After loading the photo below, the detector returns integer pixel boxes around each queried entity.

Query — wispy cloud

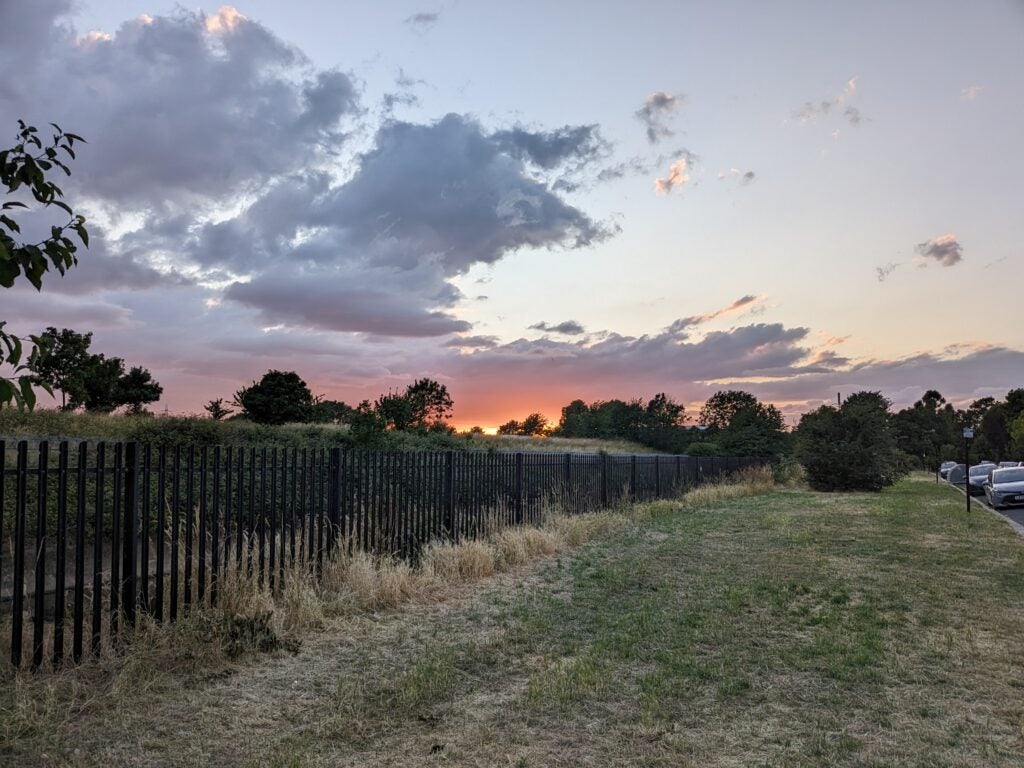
[876,262,899,282]
[960,85,984,101]
[635,91,685,144]
[667,296,766,336]
[794,77,863,127]
[404,11,440,30]
[915,233,964,267]
[530,320,586,336]
[654,155,692,195]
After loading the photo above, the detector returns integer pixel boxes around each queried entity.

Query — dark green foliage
[699,390,759,431]
[715,402,788,458]
[497,413,550,436]
[373,378,453,433]
[27,326,161,414]
[27,326,92,408]
[204,398,232,421]
[309,398,353,424]
[685,441,721,457]
[115,365,163,415]
[497,419,521,435]
[1,121,88,409]
[796,391,907,491]
[234,370,314,425]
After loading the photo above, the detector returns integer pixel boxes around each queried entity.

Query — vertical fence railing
[1,441,766,670]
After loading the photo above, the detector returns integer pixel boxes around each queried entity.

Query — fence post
[654,456,661,498]
[630,454,637,501]
[564,453,571,511]
[328,447,341,554]
[600,453,608,507]
[444,451,455,539]
[675,455,681,490]
[123,442,140,628]
[514,452,524,524]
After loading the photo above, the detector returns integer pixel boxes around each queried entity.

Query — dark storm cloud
[915,234,964,267]
[530,320,586,335]
[635,91,684,144]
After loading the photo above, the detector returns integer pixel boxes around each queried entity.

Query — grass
[459,433,658,454]
[4,472,1024,766]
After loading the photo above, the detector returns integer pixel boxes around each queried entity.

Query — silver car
[984,467,1024,510]
[939,461,959,479]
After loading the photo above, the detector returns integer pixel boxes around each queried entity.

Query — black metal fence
[1,439,763,670]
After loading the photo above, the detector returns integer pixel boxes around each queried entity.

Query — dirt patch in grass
[5,473,1024,766]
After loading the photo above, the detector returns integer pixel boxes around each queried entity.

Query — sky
[2,0,1022,430]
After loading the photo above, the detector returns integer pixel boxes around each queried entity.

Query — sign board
[963,427,974,439]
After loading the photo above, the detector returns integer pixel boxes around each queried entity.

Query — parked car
[984,467,1024,510]
[939,461,959,479]
[998,461,1020,469]
[967,464,995,496]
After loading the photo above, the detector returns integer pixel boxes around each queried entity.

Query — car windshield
[941,462,957,469]
[969,467,991,477]
[993,469,1024,484]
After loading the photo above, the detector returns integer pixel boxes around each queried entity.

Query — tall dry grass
[1,465,779,699]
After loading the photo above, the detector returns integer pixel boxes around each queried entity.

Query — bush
[795,391,907,491]
[685,441,721,457]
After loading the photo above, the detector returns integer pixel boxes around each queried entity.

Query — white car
[984,467,1024,510]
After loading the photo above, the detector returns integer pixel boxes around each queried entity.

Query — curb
[947,482,1024,537]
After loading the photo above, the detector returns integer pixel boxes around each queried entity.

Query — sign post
[963,427,974,513]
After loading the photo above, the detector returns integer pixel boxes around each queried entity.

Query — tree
[717,402,787,458]
[1,121,88,408]
[699,390,759,430]
[644,392,686,428]
[234,370,313,425]
[404,378,454,430]
[349,399,385,444]
[980,403,1011,458]
[557,399,593,437]
[796,391,907,491]
[375,391,415,430]
[27,326,93,409]
[115,366,163,415]
[497,420,521,435]
[71,355,125,413]
[205,398,232,421]
[519,413,550,436]
[309,398,353,424]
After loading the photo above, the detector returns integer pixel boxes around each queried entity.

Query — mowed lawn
[7,475,1024,767]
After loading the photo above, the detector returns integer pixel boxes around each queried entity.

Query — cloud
[444,335,499,349]
[492,124,607,170]
[404,11,440,30]
[654,153,693,195]
[529,320,586,335]
[9,8,359,210]
[669,295,764,330]
[794,77,863,127]
[915,233,963,267]
[961,85,984,101]
[875,262,899,282]
[717,167,756,186]
[635,91,684,144]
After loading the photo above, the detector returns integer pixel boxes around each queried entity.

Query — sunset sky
[2,0,1022,429]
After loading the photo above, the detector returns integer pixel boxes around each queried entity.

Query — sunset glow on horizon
[2,1,1021,424]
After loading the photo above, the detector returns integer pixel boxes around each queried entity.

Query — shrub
[795,391,907,491]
